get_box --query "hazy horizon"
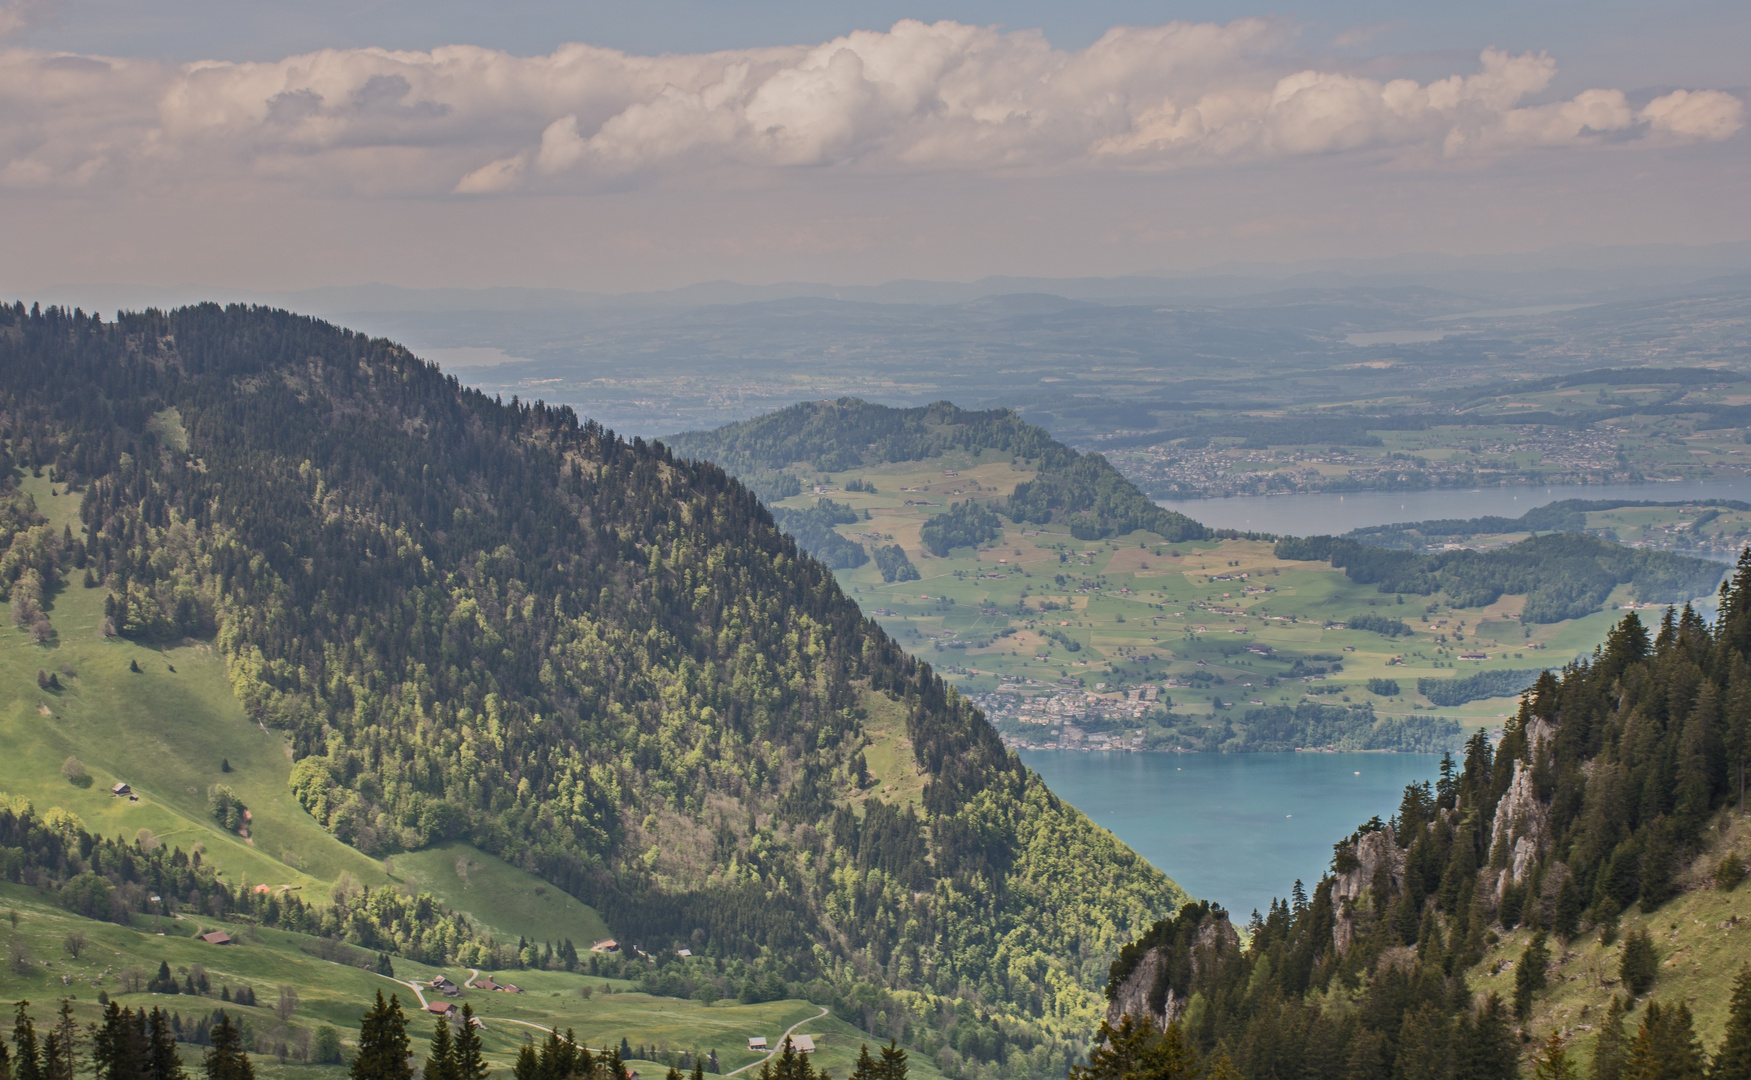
[1,0,1745,294]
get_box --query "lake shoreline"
[1157,476,1751,536]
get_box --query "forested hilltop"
[1089,558,1751,1080]
[0,302,1187,1080]
[1276,533,1724,623]
[665,399,1211,543]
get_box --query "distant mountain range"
[22,240,1751,318]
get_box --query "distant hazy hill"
[0,303,1185,1077]
[665,397,1212,545]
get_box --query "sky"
[0,0,1746,293]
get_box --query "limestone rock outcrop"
[1329,826,1402,954]
[1105,908,1239,1031]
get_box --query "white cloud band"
[0,19,1740,197]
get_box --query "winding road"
[725,1006,830,1078]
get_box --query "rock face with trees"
[0,302,1187,1076]
[1093,558,1751,1079]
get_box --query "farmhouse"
[792,1036,817,1054]
[111,782,131,796]
[589,938,619,953]
[199,931,232,945]
[425,1001,456,1019]
[747,1038,768,1052]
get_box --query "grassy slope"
[1470,809,1751,1066]
[390,842,611,947]
[0,882,941,1080]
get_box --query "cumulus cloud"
[1641,89,1746,140]
[0,20,1740,197]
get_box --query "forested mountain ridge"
[665,398,1211,543]
[0,302,1184,1079]
[1089,560,1751,1080]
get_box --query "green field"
[760,455,1709,747]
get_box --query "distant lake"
[1020,750,1441,919]
[1159,477,1751,539]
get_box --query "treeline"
[1417,668,1548,707]
[921,501,1003,556]
[1229,703,1461,753]
[1092,551,1751,1080]
[770,499,869,569]
[873,545,920,583]
[0,302,1183,1080]
[666,397,1211,543]
[1274,533,1725,622]
[1348,614,1412,638]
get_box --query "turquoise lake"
[1019,750,1442,919]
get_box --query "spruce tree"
[1626,1001,1706,1080]
[879,1039,908,1080]
[511,1043,538,1080]
[1456,993,1517,1080]
[350,993,411,1080]
[850,1045,878,1080]
[1070,1019,1195,1080]
[38,1035,63,1080]
[1394,1002,1450,1080]
[50,1000,79,1080]
[203,1014,253,1080]
[147,1009,184,1080]
[1622,929,1659,997]
[1344,1029,1391,1080]
[452,1007,487,1080]
[1533,1032,1578,1080]
[1594,996,1628,1080]
[1715,967,1751,1080]
[1516,931,1552,1021]
[13,1002,43,1080]
[424,1018,456,1080]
